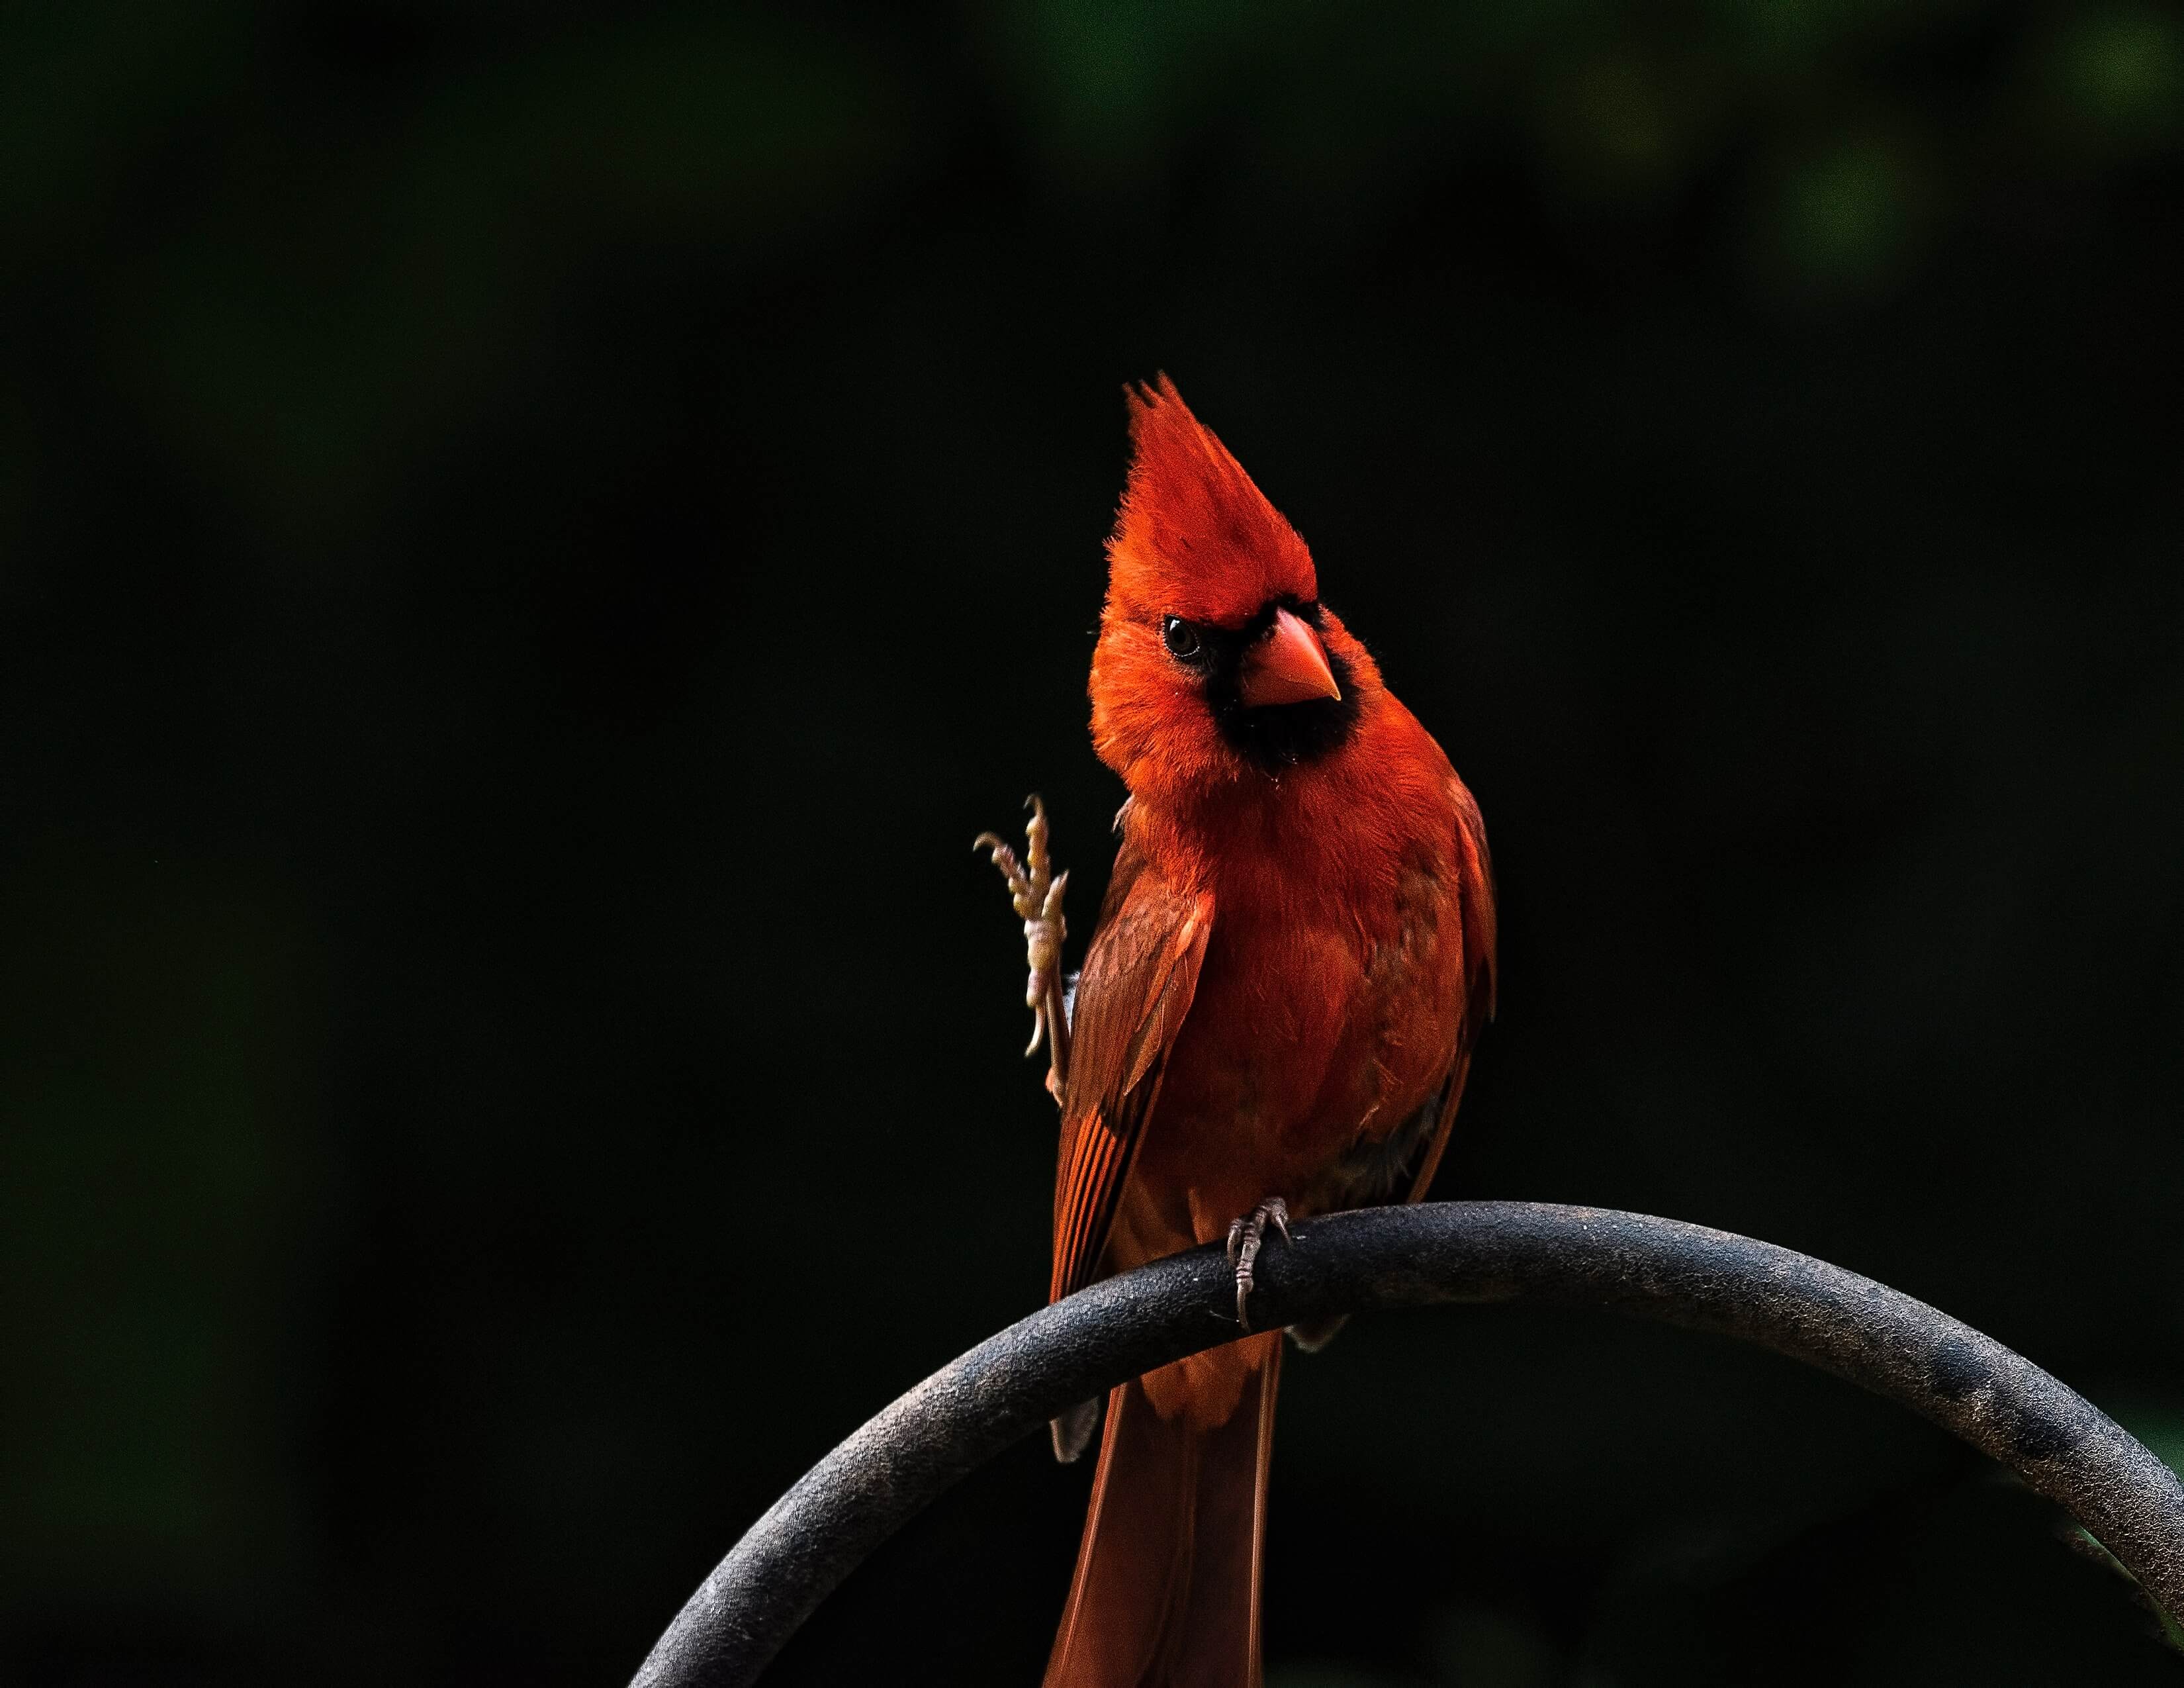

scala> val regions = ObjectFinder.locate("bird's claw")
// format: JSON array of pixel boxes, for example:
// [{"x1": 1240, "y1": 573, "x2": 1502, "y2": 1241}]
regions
[
  {"x1": 976, "y1": 795, "x2": 1070, "y2": 1094},
  {"x1": 1225, "y1": 1197, "x2": 1292, "y2": 1331}
]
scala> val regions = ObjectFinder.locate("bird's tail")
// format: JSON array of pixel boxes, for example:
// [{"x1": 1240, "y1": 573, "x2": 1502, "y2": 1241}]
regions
[{"x1": 1044, "y1": 1334, "x2": 1284, "y2": 1688}]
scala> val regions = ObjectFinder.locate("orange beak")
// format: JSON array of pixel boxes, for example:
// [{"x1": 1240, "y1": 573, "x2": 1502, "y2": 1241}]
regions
[{"x1": 1237, "y1": 607, "x2": 1342, "y2": 708}]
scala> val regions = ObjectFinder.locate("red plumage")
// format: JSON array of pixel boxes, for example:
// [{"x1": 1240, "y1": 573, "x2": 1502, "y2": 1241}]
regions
[{"x1": 1036, "y1": 377, "x2": 1495, "y2": 1687}]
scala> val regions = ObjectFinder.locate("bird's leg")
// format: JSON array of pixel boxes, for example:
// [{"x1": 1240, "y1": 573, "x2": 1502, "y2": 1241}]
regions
[
  {"x1": 1224, "y1": 1197, "x2": 1292, "y2": 1331},
  {"x1": 974, "y1": 794, "x2": 1070, "y2": 1103}
]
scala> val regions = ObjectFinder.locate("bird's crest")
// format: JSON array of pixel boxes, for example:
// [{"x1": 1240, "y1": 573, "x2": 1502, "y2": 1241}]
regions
[{"x1": 1107, "y1": 376, "x2": 1317, "y2": 626}]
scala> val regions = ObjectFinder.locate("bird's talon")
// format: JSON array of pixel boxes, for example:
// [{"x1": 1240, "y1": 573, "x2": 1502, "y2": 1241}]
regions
[
  {"x1": 977, "y1": 795, "x2": 1071, "y2": 1094},
  {"x1": 1228, "y1": 1197, "x2": 1291, "y2": 1332}
]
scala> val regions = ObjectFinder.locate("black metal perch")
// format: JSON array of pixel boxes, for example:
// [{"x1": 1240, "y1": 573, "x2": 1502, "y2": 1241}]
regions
[{"x1": 629, "y1": 1200, "x2": 2184, "y2": 1687}]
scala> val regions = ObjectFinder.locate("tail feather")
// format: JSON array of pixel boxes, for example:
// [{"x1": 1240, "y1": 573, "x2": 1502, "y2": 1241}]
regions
[
  {"x1": 1052, "y1": 1397, "x2": 1102, "y2": 1463},
  {"x1": 1045, "y1": 1336, "x2": 1283, "y2": 1688}
]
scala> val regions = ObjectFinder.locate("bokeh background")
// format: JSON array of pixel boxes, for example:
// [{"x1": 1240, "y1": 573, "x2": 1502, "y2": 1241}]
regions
[{"x1": 5, "y1": 1, "x2": 2183, "y2": 1683}]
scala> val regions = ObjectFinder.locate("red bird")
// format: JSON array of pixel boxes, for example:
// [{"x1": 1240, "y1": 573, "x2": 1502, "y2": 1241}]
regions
[{"x1": 979, "y1": 378, "x2": 1496, "y2": 1688}]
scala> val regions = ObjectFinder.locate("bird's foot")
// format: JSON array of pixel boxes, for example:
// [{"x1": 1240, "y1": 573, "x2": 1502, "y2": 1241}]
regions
[
  {"x1": 1225, "y1": 1197, "x2": 1293, "y2": 1331},
  {"x1": 975, "y1": 794, "x2": 1070, "y2": 1098}
]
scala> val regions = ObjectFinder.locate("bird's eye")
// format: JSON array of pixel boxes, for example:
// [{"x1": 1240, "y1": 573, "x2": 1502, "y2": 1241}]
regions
[{"x1": 1161, "y1": 616, "x2": 1203, "y2": 660}]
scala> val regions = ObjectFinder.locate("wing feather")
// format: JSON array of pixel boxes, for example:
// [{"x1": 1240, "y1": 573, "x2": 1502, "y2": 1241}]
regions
[
  {"x1": 1049, "y1": 834, "x2": 1212, "y2": 1303},
  {"x1": 1400, "y1": 778, "x2": 1498, "y2": 1204}
]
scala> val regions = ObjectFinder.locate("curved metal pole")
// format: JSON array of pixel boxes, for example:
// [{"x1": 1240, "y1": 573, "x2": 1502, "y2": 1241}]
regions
[{"x1": 630, "y1": 1201, "x2": 2184, "y2": 1687}]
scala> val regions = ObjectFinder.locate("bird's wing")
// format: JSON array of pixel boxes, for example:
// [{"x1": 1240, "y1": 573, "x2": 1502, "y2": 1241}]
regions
[
  {"x1": 1400, "y1": 777, "x2": 1499, "y2": 1204},
  {"x1": 1049, "y1": 832, "x2": 1213, "y2": 1303}
]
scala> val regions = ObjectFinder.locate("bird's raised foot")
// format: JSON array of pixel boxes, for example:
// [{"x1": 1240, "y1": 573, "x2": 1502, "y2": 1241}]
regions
[
  {"x1": 1225, "y1": 1197, "x2": 1292, "y2": 1331},
  {"x1": 974, "y1": 794, "x2": 1070, "y2": 1097}
]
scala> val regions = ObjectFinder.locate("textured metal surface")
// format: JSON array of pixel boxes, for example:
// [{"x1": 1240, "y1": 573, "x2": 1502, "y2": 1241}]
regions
[{"x1": 629, "y1": 1201, "x2": 2184, "y2": 1687}]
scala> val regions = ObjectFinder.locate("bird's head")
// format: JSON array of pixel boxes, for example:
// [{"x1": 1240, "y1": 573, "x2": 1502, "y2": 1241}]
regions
[{"x1": 1090, "y1": 376, "x2": 1376, "y2": 800}]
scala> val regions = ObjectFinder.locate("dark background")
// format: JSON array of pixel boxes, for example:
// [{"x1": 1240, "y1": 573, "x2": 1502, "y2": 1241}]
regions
[{"x1": 5, "y1": 1, "x2": 2183, "y2": 1683}]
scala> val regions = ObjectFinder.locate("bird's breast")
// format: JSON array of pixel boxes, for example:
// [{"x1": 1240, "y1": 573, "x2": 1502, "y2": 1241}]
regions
[{"x1": 1130, "y1": 831, "x2": 1463, "y2": 1236}]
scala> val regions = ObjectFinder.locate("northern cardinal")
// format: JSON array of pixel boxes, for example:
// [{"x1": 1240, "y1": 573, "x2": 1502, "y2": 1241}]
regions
[{"x1": 979, "y1": 378, "x2": 1496, "y2": 1688}]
